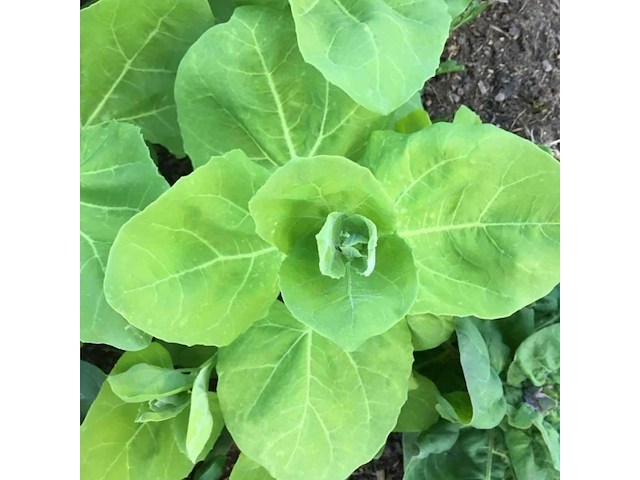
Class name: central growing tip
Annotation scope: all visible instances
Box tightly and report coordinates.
[315,212,378,279]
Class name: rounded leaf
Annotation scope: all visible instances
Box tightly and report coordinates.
[104,150,283,346]
[289,0,451,114]
[217,302,413,480]
[364,123,560,319]
[280,235,418,351]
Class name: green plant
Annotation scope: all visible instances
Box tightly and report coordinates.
[80,0,559,479]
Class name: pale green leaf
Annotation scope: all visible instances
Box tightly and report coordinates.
[453,104,482,125]
[104,150,283,347]
[444,0,473,19]
[173,393,225,463]
[507,324,560,387]
[81,0,214,155]
[437,318,506,428]
[405,423,513,480]
[395,109,432,134]
[174,6,388,169]
[230,454,276,480]
[186,361,217,462]
[249,155,395,253]
[135,396,190,423]
[289,0,451,114]
[406,313,454,351]
[80,343,193,480]
[363,123,560,318]
[395,372,440,432]
[217,302,413,480]
[81,121,168,350]
[280,234,417,351]
[108,364,195,402]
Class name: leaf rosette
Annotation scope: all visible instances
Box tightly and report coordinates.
[249,155,419,351]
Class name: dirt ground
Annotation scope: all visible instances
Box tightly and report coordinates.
[81,0,559,478]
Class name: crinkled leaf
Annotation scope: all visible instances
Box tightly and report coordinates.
[217,302,413,480]
[437,317,506,428]
[186,361,217,462]
[80,343,193,480]
[289,0,451,114]
[405,423,513,480]
[104,150,283,347]
[363,123,560,318]
[81,360,107,423]
[505,427,560,480]
[395,372,440,432]
[175,6,388,169]
[406,313,455,351]
[280,234,417,351]
[81,121,168,350]
[108,364,195,402]
[230,454,276,480]
[249,155,395,253]
[507,324,560,387]
[80,0,214,155]
[453,104,482,125]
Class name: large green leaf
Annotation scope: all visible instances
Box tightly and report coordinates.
[249,155,395,253]
[174,6,388,169]
[437,318,506,429]
[289,0,451,115]
[405,422,514,480]
[217,302,413,480]
[507,324,560,387]
[104,150,283,347]
[80,0,214,155]
[363,123,560,318]
[81,121,168,350]
[80,343,194,480]
[230,454,275,480]
[280,234,417,351]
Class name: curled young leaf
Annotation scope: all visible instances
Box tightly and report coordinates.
[108,364,195,403]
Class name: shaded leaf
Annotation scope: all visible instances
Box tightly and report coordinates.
[406,313,455,351]
[81,360,107,423]
[395,372,440,432]
[81,121,167,350]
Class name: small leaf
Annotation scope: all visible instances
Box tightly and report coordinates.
[80,343,193,480]
[230,454,275,480]
[135,393,190,423]
[505,427,560,480]
[172,393,225,464]
[104,150,283,347]
[395,110,432,134]
[81,0,214,155]
[186,361,217,463]
[507,324,560,387]
[395,372,440,432]
[81,121,167,350]
[406,313,455,351]
[436,318,506,428]
[452,104,482,125]
[108,364,195,403]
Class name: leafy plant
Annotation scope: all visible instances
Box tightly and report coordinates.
[80,0,559,479]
